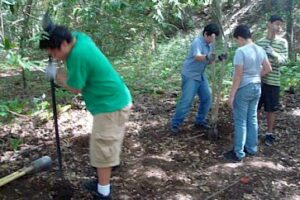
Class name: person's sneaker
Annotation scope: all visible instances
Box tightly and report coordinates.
[112,165,120,172]
[264,134,275,146]
[223,150,243,162]
[194,122,210,130]
[83,179,112,200]
[244,148,256,157]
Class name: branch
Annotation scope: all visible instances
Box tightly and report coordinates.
[7,110,30,119]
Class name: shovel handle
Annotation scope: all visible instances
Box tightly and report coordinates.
[0,156,52,187]
[0,166,32,187]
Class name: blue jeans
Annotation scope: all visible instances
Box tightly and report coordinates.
[233,83,261,159]
[171,74,211,128]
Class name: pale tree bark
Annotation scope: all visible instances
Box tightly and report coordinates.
[19,0,33,89]
[151,31,157,53]
[211,0,221,110]
[286,0,296,61]
[209,0,228,139]
[0,8,4,41]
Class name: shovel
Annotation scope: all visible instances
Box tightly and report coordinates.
[0,156,52,187]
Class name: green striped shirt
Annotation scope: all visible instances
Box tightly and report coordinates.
[256,36,288,86]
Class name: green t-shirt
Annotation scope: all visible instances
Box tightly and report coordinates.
[256,36,288,86]
[66,32,132,115]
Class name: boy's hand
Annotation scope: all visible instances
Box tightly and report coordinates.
[206,53,216,62]
[56,69,67,85]
[227,97,234,109]
[265,46,275,57]
[218,53,228,61]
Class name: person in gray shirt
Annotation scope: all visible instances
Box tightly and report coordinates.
[170,23,226,135]
[224,24,272,162]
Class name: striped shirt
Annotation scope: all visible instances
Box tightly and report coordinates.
[256,36,288,86]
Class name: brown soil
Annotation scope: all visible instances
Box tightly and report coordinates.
[0,70,299,200]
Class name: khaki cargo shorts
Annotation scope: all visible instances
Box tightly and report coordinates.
[90,104,132,168]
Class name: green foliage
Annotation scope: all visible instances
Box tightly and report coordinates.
[31,96,51,119]
[2,37,15,50]
[113,32,189,95]
[55,89,73,100]
[281,61,300,91]
[0,104,9,118]
[6,99,24,113]
[0,49,43,71]
[10,138,22,151]
[5,51,29,68]
[0,99,25,123]
[42,0,205,57]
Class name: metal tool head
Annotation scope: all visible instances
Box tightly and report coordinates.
[45,56,58,80]
[31,156,52,173]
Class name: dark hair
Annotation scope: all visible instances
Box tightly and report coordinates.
[39,25,73,49]
[203,23,220,36]
[233,24,251,39]
[269,15,283,23]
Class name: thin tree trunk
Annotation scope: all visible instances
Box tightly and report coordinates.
[211,0,221,109]
[286,0,295,61]
[151,31,157,53]
[0,8,4,41]
[209,0,225,139]
[20,0,33,89]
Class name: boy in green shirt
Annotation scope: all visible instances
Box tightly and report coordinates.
[257,15,288,146]
[40,25,132,200]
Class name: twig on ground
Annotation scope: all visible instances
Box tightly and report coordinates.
[184,134,204,140]
[7,110,30,119]
[204,176,250,200]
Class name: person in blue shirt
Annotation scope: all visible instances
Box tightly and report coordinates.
[170,23,224,135]
[224,24,272,162]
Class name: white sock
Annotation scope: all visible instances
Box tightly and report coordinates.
[97,184,110,196]
[266,132,273,135]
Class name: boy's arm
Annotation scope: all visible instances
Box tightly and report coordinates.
[56,69,81,94]
[195,54,207,61]
[227,65,243,108]
[261,59,272,77]
[195,53,216,62]
[266,40,288,64]
[193,36,216,63]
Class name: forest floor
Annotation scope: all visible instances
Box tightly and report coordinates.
[0,70,299,200]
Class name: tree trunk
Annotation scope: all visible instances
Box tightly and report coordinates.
[209,0,226,139]
[151,31,157,53]
[286,0,296,61]
[211,0,222,107]
[19,0,33,89]
[0,8,4,41]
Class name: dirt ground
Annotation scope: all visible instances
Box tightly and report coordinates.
[0,71,300,200]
